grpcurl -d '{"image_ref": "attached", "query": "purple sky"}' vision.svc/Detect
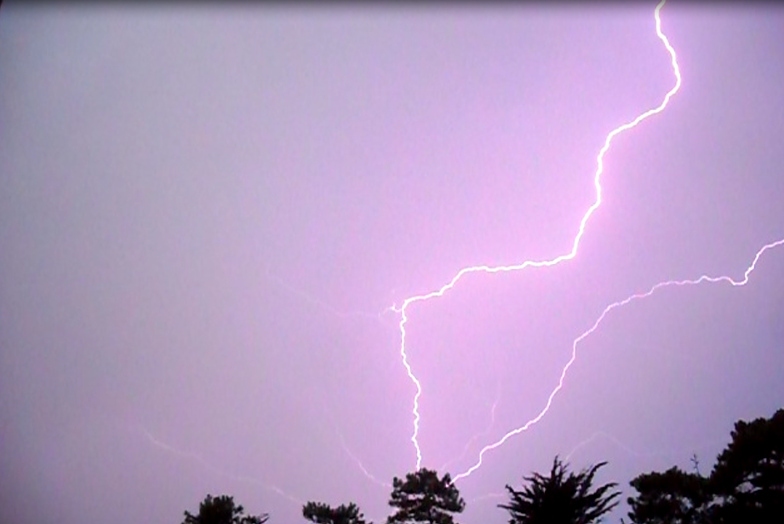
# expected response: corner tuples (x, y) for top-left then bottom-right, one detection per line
(2, 2), (784, 523)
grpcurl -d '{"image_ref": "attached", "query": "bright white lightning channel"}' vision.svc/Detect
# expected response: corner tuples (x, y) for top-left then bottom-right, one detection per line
(394, 0), (682, 473)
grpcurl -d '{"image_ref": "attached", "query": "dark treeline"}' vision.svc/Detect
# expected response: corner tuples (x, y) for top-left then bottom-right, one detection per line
(181, 407), (784, 524)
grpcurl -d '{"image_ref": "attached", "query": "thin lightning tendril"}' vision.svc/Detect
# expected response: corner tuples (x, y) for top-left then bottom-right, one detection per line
(453, 237), (784, 482)
(264, 265), (391, 323)
(319, 396), (393, 489)
(134, 425), (304, 505)
(563, 430), (728, 463)
(394, 0), (682, 472)
(564, 431), (647, 462)
(439, 382), (502, 473)
(334, 430), (393, 490)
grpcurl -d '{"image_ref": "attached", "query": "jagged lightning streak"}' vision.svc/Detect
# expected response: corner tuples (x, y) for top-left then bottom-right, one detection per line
(394, 0), (681, 471)
(453, 238), (784, 482)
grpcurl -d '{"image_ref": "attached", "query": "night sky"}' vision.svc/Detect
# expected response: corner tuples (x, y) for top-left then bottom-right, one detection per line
(2, 2), (784, 523)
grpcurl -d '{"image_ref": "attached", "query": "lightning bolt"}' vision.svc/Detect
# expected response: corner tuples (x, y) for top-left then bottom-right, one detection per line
(394, 0), (682, 471)
(453, 237), (784, 482)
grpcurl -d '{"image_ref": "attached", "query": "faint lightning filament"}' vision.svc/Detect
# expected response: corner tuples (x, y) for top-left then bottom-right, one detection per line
(133, 424), (303, 505)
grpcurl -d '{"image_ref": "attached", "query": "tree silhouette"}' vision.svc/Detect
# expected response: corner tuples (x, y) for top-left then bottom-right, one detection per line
(387, 468), (465, 524)
(709, 408), (784, 524)
(499, 456), (620, 524)
(626, 467), (711, 524)
(303, 501), (368, 524)
(182, 494), (269, 524)
(627, 408), (784, 524)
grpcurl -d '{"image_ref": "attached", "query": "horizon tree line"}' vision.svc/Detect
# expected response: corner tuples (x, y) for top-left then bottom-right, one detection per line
(181, 407), (784, 524)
